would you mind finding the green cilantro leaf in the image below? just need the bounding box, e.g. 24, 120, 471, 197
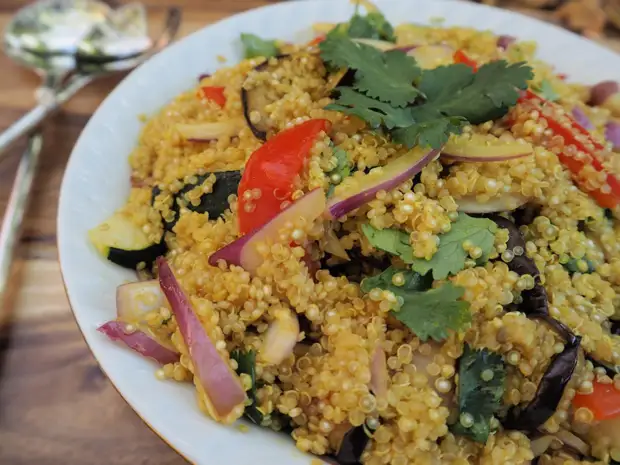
392, 115, 466, 149
533, 79, 559, 102
361, 265, 432, 294
411, 213, 497, 280
325, 88, 414, 129
451, 344, 506, 443
240, 33, 280, 59
230, 349, 264, 425
410, 60, 534, 125
362, 224, 414, 264
347, 11, 396, 42
327, 146, 352, 198
320, 36, 421, 106
361, 268, 470, 341
562, 257, 595, 275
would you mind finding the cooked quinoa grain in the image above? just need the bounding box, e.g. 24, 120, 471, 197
90, 4, 620, 465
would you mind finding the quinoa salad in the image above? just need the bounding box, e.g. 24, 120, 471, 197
88, 2, 620, 464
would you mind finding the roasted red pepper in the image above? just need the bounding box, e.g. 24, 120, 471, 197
198, 86, 227, 107
573, 380, 620, 421
453, 49, 478, 72
237, 119, 331, 234
514, 89, 620, 208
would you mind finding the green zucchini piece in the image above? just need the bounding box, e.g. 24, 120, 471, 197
89, 212, 167, 269
152, 170, 241, 231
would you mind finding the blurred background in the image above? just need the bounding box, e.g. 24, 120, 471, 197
0, 0, 617, 464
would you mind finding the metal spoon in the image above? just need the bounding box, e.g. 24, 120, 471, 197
0, 0, 181, 155
0, 3, 181, 298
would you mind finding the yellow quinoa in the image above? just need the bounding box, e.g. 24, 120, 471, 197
92, 10, 620, 465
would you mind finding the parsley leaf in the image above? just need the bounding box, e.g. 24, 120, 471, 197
411, 213, 497, 280
320, 36, 421, 106
361, 268, 470, 341
451, 344, 506, 443
347, 11, 396, 42
240, 33, 280, 59
362, 224, 414, 264
533, 79, 559, 102
326, 87, 414, 129
361, 265, 432, 294
230, 349, 264, 425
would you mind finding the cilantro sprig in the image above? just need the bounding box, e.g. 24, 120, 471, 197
327, 145, 352, 197
361, 267, 471, 341
361, 224, 414, 263
532, 78, 559, 102
451, 344, 506, 443
362, 213, 497, 280
321, 39, 421, 106
231, 349, 264, 425
240, 33, 280, 59
320, 34, 533, 149
328, 6, 396, 42
411, 213, 498, 280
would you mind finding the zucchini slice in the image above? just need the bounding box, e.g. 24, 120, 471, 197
89, 212, 167, 269
152, 170, 241, 231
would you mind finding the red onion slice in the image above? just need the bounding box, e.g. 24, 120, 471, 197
497, 35, 516, 50
98, 321, 179, 365
589, 81, 619, 107
327, 147, 439, 220
572, 107, 594, 130
605, 121, 620, 150
209, 188, 326, 273
157, 257, 246, 421
369, 346, 388, 399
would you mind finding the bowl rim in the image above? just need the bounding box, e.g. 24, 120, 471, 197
56, 0, 620, 463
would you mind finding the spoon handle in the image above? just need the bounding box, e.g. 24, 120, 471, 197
0, 132, 43, 299
0, 75, 92, 155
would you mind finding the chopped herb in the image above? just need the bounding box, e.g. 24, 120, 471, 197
451, 344, 506, 443
230, 349, 264, 425
320, 35, 533, 149
327, 5, 396, 42
411, 213, 497, 280
328, 146, 352, 185
362, 268, 471, 341
320, 37, 422, 106
326, 87, 414, 129
562, 257, 595, 275
533, 79, 559, 102
240, 33, 280, 59
361, 265, 432, 294
362, 224, 414, 264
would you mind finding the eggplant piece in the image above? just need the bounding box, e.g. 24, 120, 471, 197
488, 215, 582, 432
152, 170, 241, 231
89, 211, 167, 270
333, 421, 378, 465
503, 334, 581, 431
241, 54, 290, 141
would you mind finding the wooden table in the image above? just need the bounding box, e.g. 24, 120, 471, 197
0, 1, 617, 464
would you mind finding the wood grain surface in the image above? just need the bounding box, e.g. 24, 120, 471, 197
0, 1, 617, 464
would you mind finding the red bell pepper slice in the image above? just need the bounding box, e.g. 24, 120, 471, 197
453, 49, 478, 72
308, 35, 326, 47
515, 90, 620, 208
237, 119, 331, 234
573, 380, 620, 421
198, 86, 227, 107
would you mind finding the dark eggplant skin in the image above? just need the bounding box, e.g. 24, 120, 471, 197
152, 170, 241, 232
334, 425, 370, 465
488, 215, 582, 432
108, 240, 167, 270
503, 334, 581, 431
241, 54, 290, 141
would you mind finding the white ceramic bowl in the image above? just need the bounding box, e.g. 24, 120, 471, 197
57, 1, 620, 463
